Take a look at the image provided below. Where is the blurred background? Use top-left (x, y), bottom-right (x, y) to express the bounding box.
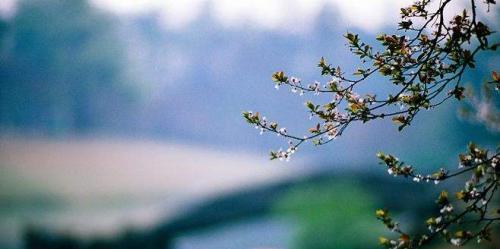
top-left (0, 0), bottom-right (498, 248)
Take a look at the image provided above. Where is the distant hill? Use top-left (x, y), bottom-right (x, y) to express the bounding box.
top-left (23, 169), bottom-right (440, 249)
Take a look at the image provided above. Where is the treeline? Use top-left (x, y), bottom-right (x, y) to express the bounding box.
top-left (0, 0), bottom-right (136, 135)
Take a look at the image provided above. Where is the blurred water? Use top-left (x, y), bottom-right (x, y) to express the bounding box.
top-left (174, 216), bottom-right (295, 249)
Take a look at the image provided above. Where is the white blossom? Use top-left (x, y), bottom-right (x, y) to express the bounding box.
top-left (440, 204), bottom-right (453, 213)
top-left (450, 238), bottom-right (462, 246)
top-left (313, 81), bottom-right (321, 95)
top-left (290, 77), bottom-right (301, 85)
top-left (491, 157), bottom-right (498, 168)
top-left (435, 216), bottom-right (442, 224)
top-left (387, 168), bottom-right (394, 175)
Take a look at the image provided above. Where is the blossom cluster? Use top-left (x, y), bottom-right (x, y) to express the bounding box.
top-left (376, 144), bottom-right (499, 248)
top-left (245, 0), bottom-right (496, 158)
top-left (243, 0), bottom-right (498, 247)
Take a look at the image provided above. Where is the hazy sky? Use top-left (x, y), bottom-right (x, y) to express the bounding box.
top-left (92, 0), bottom-right (415, 32)
top-left (2, 0), bottom-right (491, 33)
top-left (1, 0), bottom-right (416, 32)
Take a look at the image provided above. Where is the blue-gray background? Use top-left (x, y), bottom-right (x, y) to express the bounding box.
top-left (0, 1), bottom-right (498, 249)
